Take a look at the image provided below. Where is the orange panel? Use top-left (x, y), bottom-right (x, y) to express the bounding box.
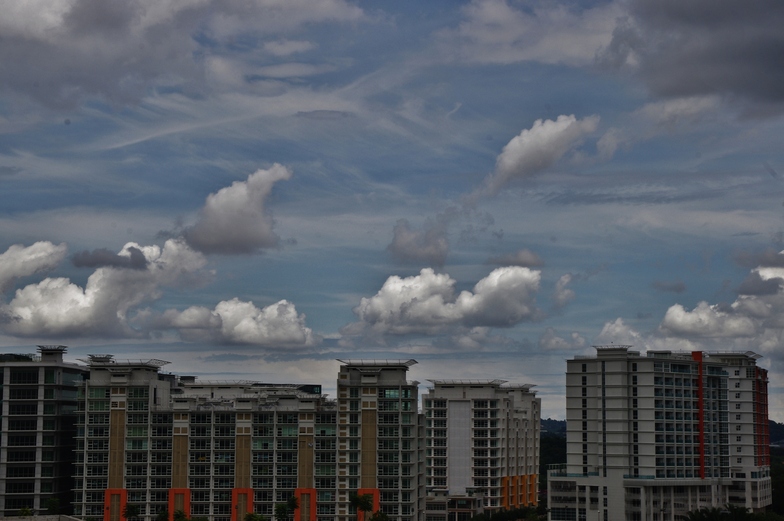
top-left (104, 488), bottom-right (127, 521)
top-left (232, 488), bottom-right (254, 521)
top-left (168, 488), bottom-right (191, 521)
top-left (356, 488), bottom-right (380, 521)
top-left (295, 488), bottom-right (317, 521)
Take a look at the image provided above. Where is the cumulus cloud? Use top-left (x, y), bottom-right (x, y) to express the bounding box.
top-left (487, 249), bottom-right (543, 267)
top-left (736, 271), bottom-right (782, 296)
top-left (72, 246), bottom-right (148, 270)
top-left (155, 298), bottom-right (318, 347)
top-left (598, 0), bottom-right (784, 109)
top-left (539, 327), bottom-right (585, 351)
top-left (552, 274), bottom-right (575, 308)
top-left (436, 0), bottom-right (620, 66)
top-left (1, 239), bottom-right (210, 337)
top-left (470, 115), bottom-right (599, 200)
top-left (659, 301), bottom-right (757, 338)
top-left (0, 241), bottom-right (67, 292)
top-left (0, 0), bottom-right (364, 108)
top-left (343, 266), bottom-right (541, 337)
top-left (183, 164), bottom-right (292, 254)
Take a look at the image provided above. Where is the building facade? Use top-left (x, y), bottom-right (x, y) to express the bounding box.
top-left (0, 346), bottom-right (88, 515)
top-left (335, 360), bottom-right (425, 521)
top-left (422, 381), bottom-right (540, 521)
top-left (73, 357), bottom-right (427, 521)
top-left (547, 346), bottom-right (771, 521)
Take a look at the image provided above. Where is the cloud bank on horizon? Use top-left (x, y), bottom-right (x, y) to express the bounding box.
top-left (1, 0), bottom-right (783, 421)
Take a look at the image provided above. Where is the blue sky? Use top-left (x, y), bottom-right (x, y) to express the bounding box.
top-left (1, 0), bottom-right (783, 420)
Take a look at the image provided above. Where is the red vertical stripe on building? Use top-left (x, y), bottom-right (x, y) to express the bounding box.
top-left (691, 351), bottom-right (705, 479)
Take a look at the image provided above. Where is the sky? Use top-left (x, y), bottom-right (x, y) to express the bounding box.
top-left (0, 0), bottom-right (783, 421)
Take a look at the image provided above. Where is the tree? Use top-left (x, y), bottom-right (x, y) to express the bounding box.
top-left (368, 511), bottom-right (389, 521)
top-left (124, 504), bottom-right (141, 521)
top-left (351, 493), bottom-right (374, 520)
top-left (275, 503), bottom-right (291, 521)
top-left (18, 507), bottom-right (32, 518)
top-left (44, 498), bottom-right (61, 514)
top-left (287, 496), bottom-right (299, 515)
top-left (246, 513), bottom-right (269, 521)
top-left (174, 510), bottom-right (189, 521)
top-left (155, 509), bottom-right (169, 521)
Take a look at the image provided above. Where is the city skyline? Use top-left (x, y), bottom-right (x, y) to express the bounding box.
top-left (1, 0), bottom-right (783, 422)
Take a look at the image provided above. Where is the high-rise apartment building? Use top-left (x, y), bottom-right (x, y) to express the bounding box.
top-left (73, 355), bottom-right (332, 521)
top-left (421, 380), bottom-right (540, 521)
top-left (0, 345), bottom-right (88, 515)
top-left (547, 346), bottom-right (771, 521)
top-left (73, 356), bottom-right (426, 521)
top-left (335, 360), bottom-right (425, 521)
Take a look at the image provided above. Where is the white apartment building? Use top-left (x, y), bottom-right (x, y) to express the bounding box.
top-left (547, 346), bottom-right (771, 521)
top-left (422, 380), bottom-right (540, 521)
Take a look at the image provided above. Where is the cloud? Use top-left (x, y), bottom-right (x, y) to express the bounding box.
top-left (0, 0), bottom-right (364, 108)
top-left (1, 239), bottom-right (210, 337)
top-left (0, 241), bottom-right (67, 292)
top-left (736, 271), bottom-right (782, 296)
top-left (598, 0), bottom-right (784, 109)
top-left (487, 249), bottom-right (543, 267)
top-left (263, 39), bottom-right (317, 57)
top-left (470, 115), bottom-right (599, 200)
top-left (733, 248), bottom-right (784, 269)
top-left (387, 214), bottom-right (451, 267)
top-left (538, 327), bottom-right (585, 351)
top-left (155, 298), bottom-right (318, 347)
top-left (72, 246), bottom-right (148, 270)
top-left (436, 0), bottom-right (620, 66)
top-left (183, 164), bottom-right (292, 254)
top-left (343, 266), bottom-right (541, 337)
top-left (651, 279), bottom-right (686, 294)
top-left (659, 301), bottom-right (757, 338)
top-left (553, 274), bottom-right (575, 308)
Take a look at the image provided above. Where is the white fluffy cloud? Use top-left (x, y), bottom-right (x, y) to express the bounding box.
top-left (158, 298), bottom-right (318, 347)
top-left (471, 115), bottom-right (599, 200)
top-left (183, 164), bottom-right (292, 254)
top-left (344, 266), bottom-right (541, 336)
top-left (659, 301), bottom-right (757, 338)
top-left (0, 241), bottom-right (67, 292)
top-left (1, 239), bottom-right (209, 337)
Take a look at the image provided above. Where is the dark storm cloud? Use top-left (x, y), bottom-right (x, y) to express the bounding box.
top-left (651, 279), bottom-right (686, 294)
top-left (733, 248), bottom-right (784, 268)
top-left (736, 271), bottom-right (783, 296)
top-left (599, 0), bottom-right (784, 106)
top-left (72, 247), bottom-right (148, 270)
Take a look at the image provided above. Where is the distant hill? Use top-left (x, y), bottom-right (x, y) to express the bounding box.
top-left (772, 420), bottom-right (784, 445)
top-left (541, 418), bottom-right (566, 437)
